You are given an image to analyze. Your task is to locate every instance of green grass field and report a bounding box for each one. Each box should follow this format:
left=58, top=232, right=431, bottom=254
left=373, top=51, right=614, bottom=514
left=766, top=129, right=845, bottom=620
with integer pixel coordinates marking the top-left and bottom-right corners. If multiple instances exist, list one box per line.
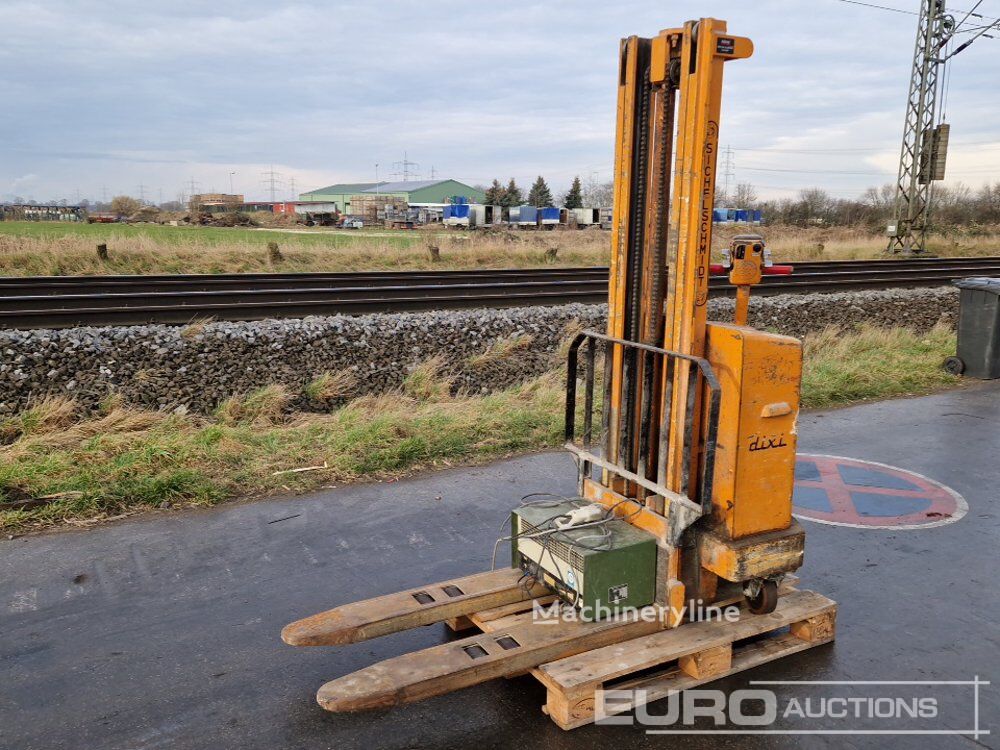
left=1, top=220, right=998, bottom=276
left=0, top=220, right=424, bottom=248
left=0, top=220, right=594, bottom=275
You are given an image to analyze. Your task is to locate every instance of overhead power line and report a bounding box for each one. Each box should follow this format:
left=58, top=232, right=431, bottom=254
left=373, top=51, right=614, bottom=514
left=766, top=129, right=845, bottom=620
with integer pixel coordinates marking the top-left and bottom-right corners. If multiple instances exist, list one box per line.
left=742, top=164, right=1000, bottom=175
left=833, top=0, right=999, bottom=24
left=945, top=18, right=1000, bottom=58
left=742, top=166, right=891, bottom=175
left=734, top=146, right=886, bottom=154
left=834, top=0, right=915, bottom=15
left=732, top=139, right=1000, bottom=154
left=954, top=0, right=986, bottom=29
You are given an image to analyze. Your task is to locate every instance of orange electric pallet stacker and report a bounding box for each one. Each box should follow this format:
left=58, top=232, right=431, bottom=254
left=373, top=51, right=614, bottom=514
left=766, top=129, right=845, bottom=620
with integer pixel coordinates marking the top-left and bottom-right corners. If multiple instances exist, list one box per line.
left=282, top=18, right=836, bottom=730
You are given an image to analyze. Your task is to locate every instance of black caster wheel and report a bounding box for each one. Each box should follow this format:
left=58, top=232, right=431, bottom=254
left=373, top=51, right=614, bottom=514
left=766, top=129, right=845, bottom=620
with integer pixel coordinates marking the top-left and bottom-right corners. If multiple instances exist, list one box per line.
left=943, top=356, right=965, bottom=375
left=746, top=579, right=778, bottom=615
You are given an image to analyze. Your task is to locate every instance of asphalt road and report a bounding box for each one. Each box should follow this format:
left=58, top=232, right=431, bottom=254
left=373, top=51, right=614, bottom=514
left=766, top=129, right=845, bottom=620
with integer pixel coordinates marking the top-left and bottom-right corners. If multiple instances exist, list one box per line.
left=2, top=382, right=998, bottom=750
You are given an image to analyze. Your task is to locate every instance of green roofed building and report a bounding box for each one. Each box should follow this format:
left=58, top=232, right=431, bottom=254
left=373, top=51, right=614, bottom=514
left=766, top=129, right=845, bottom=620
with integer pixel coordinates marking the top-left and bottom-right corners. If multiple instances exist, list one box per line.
left=299, top=179, right=485, bottom=213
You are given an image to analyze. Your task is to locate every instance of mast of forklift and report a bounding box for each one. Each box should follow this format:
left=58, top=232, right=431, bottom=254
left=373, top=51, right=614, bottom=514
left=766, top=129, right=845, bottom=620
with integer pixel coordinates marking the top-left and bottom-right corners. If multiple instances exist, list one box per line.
left=605, top=20, right=753, bottom=508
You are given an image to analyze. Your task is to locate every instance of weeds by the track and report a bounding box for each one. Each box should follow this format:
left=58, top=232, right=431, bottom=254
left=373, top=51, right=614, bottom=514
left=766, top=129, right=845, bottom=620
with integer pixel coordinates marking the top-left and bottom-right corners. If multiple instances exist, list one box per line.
left=0, top=324, right=958, bottom=533
left=802, top=323, right=958, bottom=408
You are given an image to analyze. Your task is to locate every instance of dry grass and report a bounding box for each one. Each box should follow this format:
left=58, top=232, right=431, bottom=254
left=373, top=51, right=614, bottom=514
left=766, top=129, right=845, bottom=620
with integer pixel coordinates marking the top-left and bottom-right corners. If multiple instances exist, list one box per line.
left=303, top=370, right=357, bottom=403
left=2, top=221, right=997, bottom=277
left=0, top=365, right=563, bottom=531
left=730, top=224, right=1000, bottom=261
left=179, top=317, right=216, bottom=339
left=467, top=334, right=535, bottom=368
left=215, top=385, right=291, bottom=426
left=402, top=356, right=452, bottom=400
left=0, top=396, right=80, bottom=444
left=0, top=222, right=609, bottom=276
left=0, top=325, right=960, bottom=533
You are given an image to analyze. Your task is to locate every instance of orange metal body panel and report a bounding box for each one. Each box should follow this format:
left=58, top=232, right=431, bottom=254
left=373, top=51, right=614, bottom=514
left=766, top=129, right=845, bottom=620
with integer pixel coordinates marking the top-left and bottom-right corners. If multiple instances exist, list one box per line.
left=699, top=521, right=805, bottom=581
left=704, top=322, right=802, bottom=539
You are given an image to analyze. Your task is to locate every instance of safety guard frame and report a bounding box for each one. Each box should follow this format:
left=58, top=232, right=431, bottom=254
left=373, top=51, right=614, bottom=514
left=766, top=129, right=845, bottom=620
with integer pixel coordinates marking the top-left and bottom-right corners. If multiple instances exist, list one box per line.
left=564, top=330, right=721, bottom=516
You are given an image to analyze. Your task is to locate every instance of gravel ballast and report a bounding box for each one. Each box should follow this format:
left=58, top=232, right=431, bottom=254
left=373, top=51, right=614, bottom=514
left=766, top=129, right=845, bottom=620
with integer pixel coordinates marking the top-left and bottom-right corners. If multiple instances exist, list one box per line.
left=0, top=287, right=958, bottom=415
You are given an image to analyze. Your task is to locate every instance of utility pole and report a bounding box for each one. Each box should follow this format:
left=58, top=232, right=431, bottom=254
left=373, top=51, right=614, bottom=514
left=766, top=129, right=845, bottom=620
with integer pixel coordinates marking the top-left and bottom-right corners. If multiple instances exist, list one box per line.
left=430, top=165, right=437, bottom=179
left=261, top=165, right=283, bottom=202
left=288, top=176, right=297, bottom=200
left=887, top=0, right=955, bottom=254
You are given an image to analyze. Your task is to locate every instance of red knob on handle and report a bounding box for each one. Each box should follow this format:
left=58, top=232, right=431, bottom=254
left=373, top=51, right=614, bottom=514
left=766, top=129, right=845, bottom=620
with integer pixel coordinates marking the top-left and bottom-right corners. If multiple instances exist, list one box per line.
left=709, top=264, right=728, bottom=276
left=763, top=264, right=794, bottom=275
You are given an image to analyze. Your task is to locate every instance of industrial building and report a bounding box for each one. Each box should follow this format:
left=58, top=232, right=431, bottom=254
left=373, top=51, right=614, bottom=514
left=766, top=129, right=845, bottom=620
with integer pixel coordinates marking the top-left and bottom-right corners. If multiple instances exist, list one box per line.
left=298, top=179, right=485, bottom=213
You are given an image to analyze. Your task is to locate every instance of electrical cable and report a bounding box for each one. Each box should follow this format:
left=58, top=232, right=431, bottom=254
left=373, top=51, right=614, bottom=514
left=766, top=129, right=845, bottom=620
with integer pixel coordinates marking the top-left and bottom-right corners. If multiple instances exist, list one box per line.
left=939, top=37, right=953, bottom=123
left=834, top=0, right=915, bottom=15
left=954, top=0, right=986, bottom=30
left=740, top=166, right=892, bottom=175
left=944, top=17, right=1000, bottom=58
left=833, top=0, right=999, bottom=25
left=731, top=140, right=1000, bottom=153
left=493, top=495, right=645, bottom=615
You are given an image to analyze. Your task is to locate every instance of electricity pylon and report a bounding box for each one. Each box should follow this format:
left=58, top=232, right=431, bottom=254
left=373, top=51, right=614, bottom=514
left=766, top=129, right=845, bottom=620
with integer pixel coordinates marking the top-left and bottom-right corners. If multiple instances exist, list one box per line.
left=886, top=0, right=955, bottom=254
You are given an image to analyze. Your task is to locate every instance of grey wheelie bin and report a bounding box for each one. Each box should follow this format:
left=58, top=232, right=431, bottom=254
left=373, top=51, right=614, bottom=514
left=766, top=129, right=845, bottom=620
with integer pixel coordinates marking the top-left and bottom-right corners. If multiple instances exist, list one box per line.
left=945, top=277, right=1000, bottom=379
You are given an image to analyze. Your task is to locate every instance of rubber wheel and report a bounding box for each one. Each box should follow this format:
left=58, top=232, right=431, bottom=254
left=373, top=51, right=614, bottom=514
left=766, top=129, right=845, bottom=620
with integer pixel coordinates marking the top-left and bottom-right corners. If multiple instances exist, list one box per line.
left=746, top=579, right=778, bottom=615
left=944, top=356, right=965, bottom=375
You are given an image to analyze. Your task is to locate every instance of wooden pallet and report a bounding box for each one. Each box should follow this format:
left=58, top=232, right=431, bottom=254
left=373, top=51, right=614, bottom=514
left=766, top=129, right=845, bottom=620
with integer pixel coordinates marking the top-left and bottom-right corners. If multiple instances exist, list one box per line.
left=452, top=586, right=835, bottom=730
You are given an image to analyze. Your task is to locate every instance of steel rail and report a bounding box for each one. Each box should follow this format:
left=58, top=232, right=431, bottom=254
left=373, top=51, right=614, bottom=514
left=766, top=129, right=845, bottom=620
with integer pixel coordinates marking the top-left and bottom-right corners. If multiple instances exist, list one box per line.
left=1, top=256, right=998, bottom=295
left=0, top=256, right=996, bottom=329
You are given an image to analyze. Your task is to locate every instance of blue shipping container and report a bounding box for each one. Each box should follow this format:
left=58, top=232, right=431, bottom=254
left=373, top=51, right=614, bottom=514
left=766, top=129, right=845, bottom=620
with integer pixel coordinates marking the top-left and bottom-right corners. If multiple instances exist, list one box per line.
left=511, top=205, right=538, bottom=223
left=444, top=204, right=471, bottom=220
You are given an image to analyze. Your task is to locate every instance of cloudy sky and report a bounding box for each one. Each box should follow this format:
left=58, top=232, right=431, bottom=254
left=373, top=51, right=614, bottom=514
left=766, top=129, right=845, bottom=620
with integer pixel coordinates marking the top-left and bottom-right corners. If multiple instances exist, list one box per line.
left=3, top=0, right=999, bottom=204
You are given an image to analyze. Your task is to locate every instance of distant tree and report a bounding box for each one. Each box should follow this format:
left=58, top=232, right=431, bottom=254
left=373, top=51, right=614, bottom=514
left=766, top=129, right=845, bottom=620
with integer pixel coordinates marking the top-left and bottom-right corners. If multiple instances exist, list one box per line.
left=863, top=183, right=895, bottom=214
left=527, top=176, right=554, bottom=207
left=483, top=179, right=505, bottom=206
left=563, top=176, right=584, bottom=209
left=977, top=182, right=1000, bottom=223
left=581, top=174, right=614, bottom=208
left=110, top=195, right=141, bottom=216
left=797, top=188, right=832, bottom=225
left=502, top=178, right=523, bottom=208
left=733, top=182, right=758, bottom=208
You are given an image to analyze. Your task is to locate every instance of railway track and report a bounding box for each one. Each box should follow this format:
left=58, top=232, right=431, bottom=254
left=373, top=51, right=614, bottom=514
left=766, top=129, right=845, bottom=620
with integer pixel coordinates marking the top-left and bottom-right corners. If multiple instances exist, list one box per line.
left=0, top=256, right=996, bottom=329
